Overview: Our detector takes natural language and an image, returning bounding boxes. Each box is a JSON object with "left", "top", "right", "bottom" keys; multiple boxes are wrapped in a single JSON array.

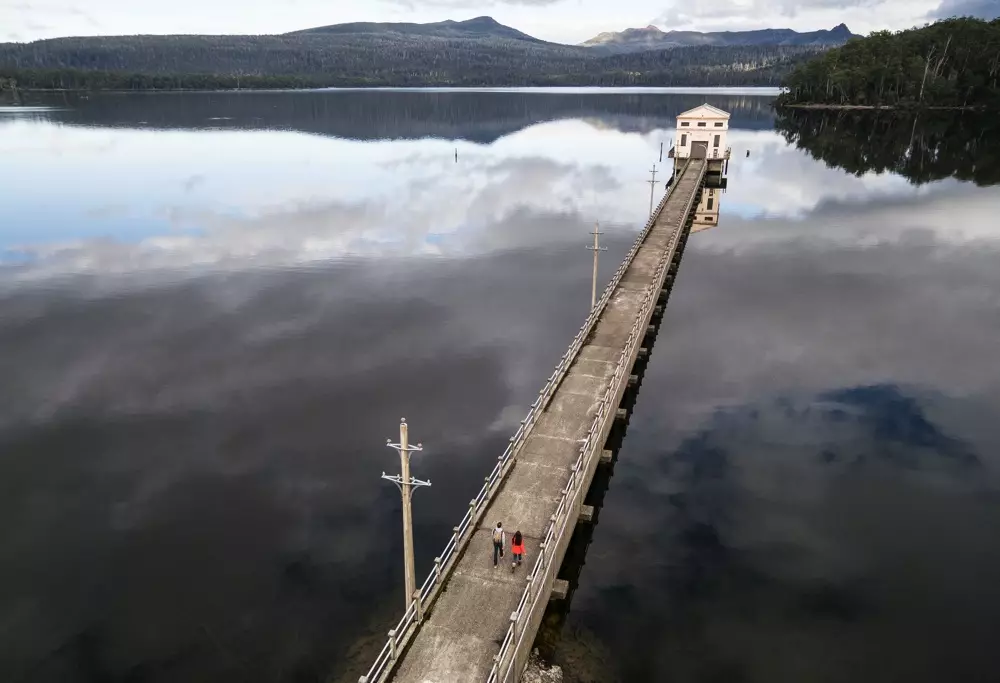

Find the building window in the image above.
[
  {"left": 714, "top": 122, "right": 724, "bottom": 127},
  {"left": 697, "top": 122, "right": 707, "bottom": 127},
  {"left": 707, "top": 197, "right": 714, "bottom": 210},
  {"left": 680, "top": 134, "right": 687, "bottom": 146},
  {"left": 713, "top": 135, "right": 720, "bottom": 147},
  {"left": 707, "top": 217, "right": 714, "bottom": 222},
  {"left": 680, "top": 121, "right": 689, "bottom": 127}
]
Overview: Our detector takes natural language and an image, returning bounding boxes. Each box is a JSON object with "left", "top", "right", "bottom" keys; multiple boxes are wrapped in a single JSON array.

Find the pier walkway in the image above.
[{"left": 361, "top": 158, "right": 709, "bottom": 683}]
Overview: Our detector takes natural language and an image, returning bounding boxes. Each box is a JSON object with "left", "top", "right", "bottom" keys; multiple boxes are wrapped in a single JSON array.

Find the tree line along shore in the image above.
[
  {"left": 1, "top": 18, "right": 998, "bottom": 110},
  {"left": 0, "top": 40, "right": 818, "bottom": 92},
  {"left": 776, "top": 18, "right": 1000, "bottom": 109}
]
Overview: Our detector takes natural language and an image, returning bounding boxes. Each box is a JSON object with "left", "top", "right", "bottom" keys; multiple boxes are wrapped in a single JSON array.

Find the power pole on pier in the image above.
[
  {"left": 659, "top": 142, "right": 663, "bottom": 163},
  {"left": 586, "top": 221, "right": 607, "bottom": 309},
  {"left": 647, "top": 165, "right": 659, "bottom": 217},
  {"left": 382, "top": 419, "right": 431, "bottom": 612}
]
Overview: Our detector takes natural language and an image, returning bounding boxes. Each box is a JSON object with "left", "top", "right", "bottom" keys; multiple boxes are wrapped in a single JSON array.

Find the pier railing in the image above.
[
  {"left": 359, "top": 159, "right": 699, "bottom": 683},
  {"left": 486, "top": 159, "right": 708, "bottom": 683}
]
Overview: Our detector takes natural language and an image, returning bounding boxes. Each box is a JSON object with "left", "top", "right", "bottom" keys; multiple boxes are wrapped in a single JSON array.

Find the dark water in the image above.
[{"left": 1, "top": 89, "right": 998, "bottom": 683}]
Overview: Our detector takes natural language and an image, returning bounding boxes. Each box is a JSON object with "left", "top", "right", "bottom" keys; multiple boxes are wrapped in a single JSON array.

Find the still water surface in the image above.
[{"left": 1, "top": 89, "right": 999, "bottom": 683}]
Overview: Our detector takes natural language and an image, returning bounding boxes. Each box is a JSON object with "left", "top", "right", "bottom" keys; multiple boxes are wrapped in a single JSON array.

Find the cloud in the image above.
[
  {"left": 181, "top": 173, "right": 206, "bottom": 192},
  {"left": 928, "top": 0, "right": 1000, "bottom": 18},
  {"left": 380, "top": 0, "right": 563, "bottom": 7},
  {"left": 657, "top": 0, "right": 888, "bottom": 29}
]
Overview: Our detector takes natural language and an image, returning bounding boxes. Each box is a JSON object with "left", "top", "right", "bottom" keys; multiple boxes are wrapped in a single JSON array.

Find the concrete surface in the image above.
[{"left": 389, "top": 161, "right": 705, "bottom": 683}]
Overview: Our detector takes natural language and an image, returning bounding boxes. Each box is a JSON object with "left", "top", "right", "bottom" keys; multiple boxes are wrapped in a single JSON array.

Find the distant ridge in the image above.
[
  {"left": 0, "top": 14, "right": 838, "bottom": 90},
  {"left": 288, "top": 15, "right": 546, "bottom": 44},
  {"left": 582, "top": 23, "right": 857, "bottom": 53}
]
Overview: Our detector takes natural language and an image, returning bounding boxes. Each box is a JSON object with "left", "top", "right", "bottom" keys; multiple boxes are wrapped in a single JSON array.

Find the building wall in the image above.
[{"left": 675, "top": 115, "right": 729, "bottom": 159}]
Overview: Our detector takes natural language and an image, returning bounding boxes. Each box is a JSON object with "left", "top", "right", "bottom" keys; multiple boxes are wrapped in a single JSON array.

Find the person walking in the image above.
[
  {"left": 510, "top": 530, "right": 525, "bottom": 572},
  {"left": 492, "top": 522, "right": 505, "bottom": 568}
]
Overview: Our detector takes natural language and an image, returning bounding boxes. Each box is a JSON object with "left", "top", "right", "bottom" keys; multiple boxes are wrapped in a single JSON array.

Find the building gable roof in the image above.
[{"left": 677, "top": 103, "right": 730, "bottom": 119}]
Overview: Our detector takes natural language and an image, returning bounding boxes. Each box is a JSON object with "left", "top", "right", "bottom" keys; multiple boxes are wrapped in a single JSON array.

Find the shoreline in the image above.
[
  {"left": 4, "top": 85, "right": 784, "bottom": 95},
  {"left": 778, "top": 102, "right": 982, "bottom": 111}
]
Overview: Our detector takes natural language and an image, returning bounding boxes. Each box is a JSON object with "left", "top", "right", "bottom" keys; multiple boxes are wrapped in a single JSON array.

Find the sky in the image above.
[{"left": 2, "top": 0, "right": 997, "bottom": 45}]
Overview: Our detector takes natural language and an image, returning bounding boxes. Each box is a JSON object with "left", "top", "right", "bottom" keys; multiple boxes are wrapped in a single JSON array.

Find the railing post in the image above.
[
  {"left": 469, "top": 499, "right": 477, "bottom": 518},
  {"left": 434, "top": 555, "right": 442, "bottom": 579},
  {"left": 414, "top": 589, "right": 423, "bottom": 624},
  {"left": 510, "top": 611, "right": 519, "bottom": 658},
  {"left": 388, "top": 629, "right": 397, "bottom": 660}
]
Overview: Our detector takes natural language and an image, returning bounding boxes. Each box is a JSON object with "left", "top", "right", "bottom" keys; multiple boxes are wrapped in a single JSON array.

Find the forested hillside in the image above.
[
  {"left": 290, "top": 16, "right": 546, "bottom": 43},
  {"left": 777, "top": 18, "right": 1000, "bottom": 108},
  {"left": 582, "top": 23, "right": 856, "bottom": 53},
  {"left": 0, "top": 16, "right": 826, "bottom": 90}
]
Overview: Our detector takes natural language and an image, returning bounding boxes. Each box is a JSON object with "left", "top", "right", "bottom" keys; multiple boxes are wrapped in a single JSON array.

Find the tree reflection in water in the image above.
[{"left": 775, "top": 108, "right": 1000, "bottom": 187}]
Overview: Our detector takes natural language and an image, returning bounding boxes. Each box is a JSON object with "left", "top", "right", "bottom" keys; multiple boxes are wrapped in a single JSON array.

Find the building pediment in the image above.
[{"left": 677, "top": 103, "right": 730, "bottom": 119}]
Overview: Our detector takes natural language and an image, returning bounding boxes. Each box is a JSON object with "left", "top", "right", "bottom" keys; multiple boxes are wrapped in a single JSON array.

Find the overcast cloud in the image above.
[
  {"left": 0, "top": 0, "right": 982, "bottom": 45},
  {"left": 929, "top": 0, "right": 1000, "bottom": 19}
]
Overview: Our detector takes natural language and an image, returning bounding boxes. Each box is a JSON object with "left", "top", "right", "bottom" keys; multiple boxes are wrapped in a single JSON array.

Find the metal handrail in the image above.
[
  {"left": 486, "top": 160, "right": 708, "bottom": 683},
  {"left": 359, "top": 159, "right": 701, "bottom": 683}
]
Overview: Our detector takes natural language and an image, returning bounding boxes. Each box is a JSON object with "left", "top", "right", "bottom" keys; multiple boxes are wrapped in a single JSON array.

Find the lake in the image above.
[{"left": 1, "top": 88, "right": 998, "bottom": 683}]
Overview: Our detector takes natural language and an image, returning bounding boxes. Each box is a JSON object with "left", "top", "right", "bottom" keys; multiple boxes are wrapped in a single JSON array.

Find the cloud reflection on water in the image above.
[
  {"left": 0, "top": 91, "right": 999, "bottom": 683},
  {"left": 559, "top": 165, "right": 1000, "bottom": 681},
  {"left": 2, "top": 120, "right": 994, "bottom": 283}
]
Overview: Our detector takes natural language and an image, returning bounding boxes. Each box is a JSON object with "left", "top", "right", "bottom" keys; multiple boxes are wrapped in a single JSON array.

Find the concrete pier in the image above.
[{"left": 362, "top": 159, "right": 709, "bottom": 683}]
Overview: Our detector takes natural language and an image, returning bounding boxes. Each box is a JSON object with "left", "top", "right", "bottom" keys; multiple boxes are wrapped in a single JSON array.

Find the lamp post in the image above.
[{"left": 382, "top": 419, "right": 431, "bottom": 611}]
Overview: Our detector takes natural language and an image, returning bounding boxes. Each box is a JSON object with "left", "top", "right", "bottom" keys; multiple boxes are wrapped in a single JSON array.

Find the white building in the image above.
[{"left": 671, "top": 104, "right": 730, "bottom": 161}]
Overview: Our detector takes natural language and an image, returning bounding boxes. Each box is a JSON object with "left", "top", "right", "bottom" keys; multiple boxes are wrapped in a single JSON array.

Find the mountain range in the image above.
[
  {"left": 0, "top": 16, "right": 857, "bottom": 91},
  {"left": 581, "top": 23, "right": 857, "bottom": 53},
  {"left": 284, "top": 16, "right": 856, "bottom": 51},
  {"left": 289, "top": 16, "right": 549, "bottom": 44}
]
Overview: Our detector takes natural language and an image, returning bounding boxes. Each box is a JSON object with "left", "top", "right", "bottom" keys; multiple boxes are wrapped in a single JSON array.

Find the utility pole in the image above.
[
  {"left": 382, "top": 419, "right": 431, "bottom": 612},
  {"left": 659, "top": 142, "right": 663, "bottom": 163},
  {"left": 647, "top": 165, "right": 659, "bottom": 217},
  {"left": 586, "top": 221, "right": 607, "bottom": 309}
]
